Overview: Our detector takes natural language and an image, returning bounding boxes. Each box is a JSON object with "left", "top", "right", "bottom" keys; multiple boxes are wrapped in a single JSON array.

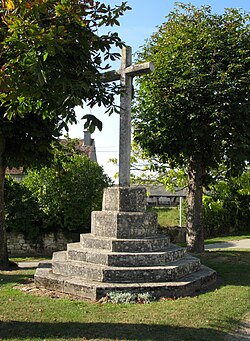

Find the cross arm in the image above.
[
  {"left": 101, "top": 61, "right": 154, "bottom": 83},
  {"left": 101, "top": 69, "right": 121, "bottom": 83},
  {"left": 125, "top": 61, "right": 154, "bottom": 77}
]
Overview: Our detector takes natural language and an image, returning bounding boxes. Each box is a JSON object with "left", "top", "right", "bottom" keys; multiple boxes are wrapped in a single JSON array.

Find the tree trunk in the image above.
[
  {"left": 0, "top": 134, "right": 9, "bottom": 269},
  {"left": 186, "top": 156, "right": 205, "bottom": 253}
]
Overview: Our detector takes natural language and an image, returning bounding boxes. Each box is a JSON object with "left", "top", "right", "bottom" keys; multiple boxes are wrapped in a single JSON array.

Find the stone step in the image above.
[
  {"left": 67, "top": 242, "right": 83, "bottom": 251},
  {"left": 53, "top": 251, "right": 67, "bottom": 261},
  {"left": 80, "top": 234, "right": 170, "bottom": 253},
  {"left": 52, "top": 255, "right": 200, "bottom": 283},
  {"left": 34, "top": 186, "right": 217, "bottom": 302},
  {"left": 35, "top": 262, "right": 217, "bottom": 301},
  {"left": 67, "top": 244, "right": 185, "bottom": 267}
]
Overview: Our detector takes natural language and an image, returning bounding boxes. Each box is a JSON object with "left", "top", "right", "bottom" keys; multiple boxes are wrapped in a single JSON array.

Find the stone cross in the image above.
[{"left": 102, "top": 45, "right": 154, "bottom": 187}]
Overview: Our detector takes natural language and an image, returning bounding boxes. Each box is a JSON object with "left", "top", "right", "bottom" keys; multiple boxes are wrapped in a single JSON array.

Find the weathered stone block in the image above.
[
  {"left": 111, "top": 236, "right": 170, "bottom": 253},
  {"left": 102, "top": 186, "right": 147, "bottom": 212},
  {"left": 80, "top": 234, "right": 170, "bottom": 253},
  {"left": 64, "top": 278, "right": 97, "bottom": 300},
  {"left": 91, "top": 211, "right": 158, "bottom": 238},
  {"left": 52, "top": 251, "right": 67, "bottom": 261},
  {"left": 80, "top": 234, "right": 113, "bottom": 250},
  {"left": 67, "top": 246, "right": 185, "bottom": 267},
  {"left": 52, "top": 261, "right": 104, "bottom": 281},
  {"left": 34, "top": 261, "right": 217, "bottom": 301},
  {"left": 68, "top": 249, "right": 87, "bottom": 262},
  {"left": 51, "top": 255, "right": 200, "bottom": 283},
  {"left": 102, "top": 256, "right": 200, "bottom": 283}
]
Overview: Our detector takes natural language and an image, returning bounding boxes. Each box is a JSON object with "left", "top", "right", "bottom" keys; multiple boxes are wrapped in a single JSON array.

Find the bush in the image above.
[
  {"left": 5, "top": 177, "right": 45, "bottom": 241},
  {"left": 5, "top": 140, "right": 112, "bottom": 239},
  {"left": 23, "top": 154, "right": 111, "bottom": 233},
  {"left": 203, "top": 171, "right": 250, "bottom": 237}
]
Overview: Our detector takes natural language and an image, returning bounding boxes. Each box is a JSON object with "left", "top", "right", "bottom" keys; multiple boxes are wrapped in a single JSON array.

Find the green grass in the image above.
[
  {"left": 0, "top": 250, "right": 249, "bottom": 341},
  {"left": 10, "top": 256, "right": 50, "bottom": 262},
  {"left": 176, "top": 235, "right": 250, "bottom": 247},
  {"left": 150, "top": 206, "right": 186, "bottom": 227},
  {"left": 205, "top": 234, "right": 250, "bottom": 244}
]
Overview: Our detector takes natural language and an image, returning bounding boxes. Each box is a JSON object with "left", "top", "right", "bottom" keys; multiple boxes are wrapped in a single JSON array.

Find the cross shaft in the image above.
[{"left": 102, "top": 46, "right": 154, "bottom": 186}]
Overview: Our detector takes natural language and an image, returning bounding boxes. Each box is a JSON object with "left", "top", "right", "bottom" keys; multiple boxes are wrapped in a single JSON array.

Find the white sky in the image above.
[{"left": 67, "top": 0, "right": 250, "bottom": 180}]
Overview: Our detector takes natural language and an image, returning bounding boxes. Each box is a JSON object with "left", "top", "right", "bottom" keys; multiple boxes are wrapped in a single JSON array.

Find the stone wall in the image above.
[
  {"left": 7, "top": 231, "right": 79, "bottom": 257},
  {"left": 158, "top": 226, "right": 187, "bottom": 244},
  {"left": 7, "top": 227, "right": 187, "bottom": 257}
]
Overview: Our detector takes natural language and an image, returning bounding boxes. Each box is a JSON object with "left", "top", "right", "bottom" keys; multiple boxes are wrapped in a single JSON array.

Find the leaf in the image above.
[
  {"left": 43, "top": 52, "right": 49, "bottom": 62},
  {"left": 82, "top": 114, "right": 103, "bottom": 132},
  {"left": 3, "top": 0, "right": 15, "bottom": 10}
]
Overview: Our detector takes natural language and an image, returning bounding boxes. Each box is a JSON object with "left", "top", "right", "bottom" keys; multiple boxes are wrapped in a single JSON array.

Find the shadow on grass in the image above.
[
  {"left": 200, "top": 250, "right": 250, "bottom": 287},
  {"left": 0, "top": 272, "right": 34, "bottom": 285},
  {"left": 0, "top": 321, "right": 237, "bottom": 341}
]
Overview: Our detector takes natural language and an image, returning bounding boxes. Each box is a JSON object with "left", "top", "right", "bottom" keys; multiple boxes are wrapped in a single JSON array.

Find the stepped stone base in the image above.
[
  {"left": 35, "top": 262, "right": 216, "bottom": 301},
  {"left": 34, "top": 186, "right": 217, "bottom": 301}
]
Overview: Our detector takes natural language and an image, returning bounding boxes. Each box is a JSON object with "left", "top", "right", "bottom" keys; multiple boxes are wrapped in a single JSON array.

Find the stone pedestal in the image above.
[{"left": 35, "top": 187, "right": 216, "bottom": 300}]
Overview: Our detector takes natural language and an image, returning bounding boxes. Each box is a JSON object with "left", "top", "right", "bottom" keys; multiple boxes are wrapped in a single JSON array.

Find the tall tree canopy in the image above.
[
  {"left": 133, "top": 3, "right": 250, "bottom": 252},
  {"left": 0, "top": 0, "right": 130, "bottom": 268}
]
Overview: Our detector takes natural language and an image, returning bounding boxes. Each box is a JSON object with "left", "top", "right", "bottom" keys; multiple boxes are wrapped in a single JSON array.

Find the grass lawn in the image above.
[
  {"left": 204, "top": 234, "right": 250, "bottom": 244},
  {"left": 150, "top": 206, "right": 186, "bottom": 227},
  {"left": 0, "top": 249, "right": 249, "bottom": 341}
]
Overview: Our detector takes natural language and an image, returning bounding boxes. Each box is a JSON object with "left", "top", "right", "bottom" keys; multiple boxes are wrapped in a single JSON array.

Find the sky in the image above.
[{"left": 68, "top": 0, "right": 250, "bottom": 180}]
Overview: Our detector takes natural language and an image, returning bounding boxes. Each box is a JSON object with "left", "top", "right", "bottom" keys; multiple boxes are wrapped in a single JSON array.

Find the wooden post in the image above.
[{"left": 179, "top": 196, "right": 183, "bottom": 227}]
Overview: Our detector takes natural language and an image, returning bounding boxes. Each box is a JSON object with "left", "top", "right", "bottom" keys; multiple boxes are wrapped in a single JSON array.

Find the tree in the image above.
[
  {"left": 133, "top": 3, "right": 250, "bottom": 252},
  {"left": 0, "top": 0, "right": 130, "bottom": 269}
]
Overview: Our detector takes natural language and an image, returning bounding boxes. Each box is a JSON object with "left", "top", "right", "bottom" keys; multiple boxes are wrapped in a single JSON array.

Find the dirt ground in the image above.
[{"left": 15, "top": 281, "right": 88, "bottom": 301}]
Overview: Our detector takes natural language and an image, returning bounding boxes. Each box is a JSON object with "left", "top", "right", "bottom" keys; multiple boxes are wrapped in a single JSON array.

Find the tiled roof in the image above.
[
  {"left": 7, "top": 137, "right": 97, "bottom": 178},
  {"left": 145, "top": 184, "right": 187, "bottom": 197},
  {"left": 6, "top": 167, "right": 23, "bottom": 175}
]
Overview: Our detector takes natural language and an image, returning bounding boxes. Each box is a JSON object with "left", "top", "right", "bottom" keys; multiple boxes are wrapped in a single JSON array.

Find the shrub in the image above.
[
  {"left": 105, "top": 291, "right": 154, "bottom": 304},
  {"left": 203, "top": 171, "right": 250, "bottom": 237},
  {"left": 5, "top": 177, "right": 45, "bottom": 241},
  {"left": 23, "top": 154, "right": 111, "bottom": 233},
  {"left": 5, "top": 140, "right": 112, "bottom": 238}
]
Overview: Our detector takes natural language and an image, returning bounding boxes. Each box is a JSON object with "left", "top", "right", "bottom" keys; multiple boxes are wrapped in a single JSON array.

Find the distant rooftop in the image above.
[{"left": 7, "top": 132, "right": 97, "bottom": 180}]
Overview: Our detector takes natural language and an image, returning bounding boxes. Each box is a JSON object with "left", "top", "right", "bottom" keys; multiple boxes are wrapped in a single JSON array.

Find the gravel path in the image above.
[{"left": 225, "top": 316, "right": 250, "bottom": 341}]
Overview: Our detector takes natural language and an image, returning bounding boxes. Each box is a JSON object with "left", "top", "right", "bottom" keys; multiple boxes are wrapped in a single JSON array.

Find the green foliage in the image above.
[
  {"left": 130, "top": 143, "right": 188, "bottom": 191},
  {"left": 4, "top": 176, "right": 44, "bottom": 240},
  {"left": 23, "top": 141, "right": 111, "bottom": 233},
  {"left": 0, "top": 0, "right": 130, "bottom": 169},
  {"left": 133, "top": 3, "right": 250, "bottom": 181},
  {"left": 0, "top": 0, "right": 130, "bottom": 121},
  {"left": 132, "top": 3, "right": 250, "bottom": 252},
  {"left": 5, "top": 140, "right": 112, "bottom": 238},
  {"left": 105, "top": 291, "right": 154, "bottom": 304},
  {"left": 203, "top": 171, "right": 250, "bottom": 237},
  {"left": 0, "top": 0, "right": 130, "bottom": 266}
]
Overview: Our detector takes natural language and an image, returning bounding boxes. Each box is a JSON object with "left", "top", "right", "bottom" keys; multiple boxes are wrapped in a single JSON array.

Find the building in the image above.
[{"left": 145, "top": 184, "right": 187, "bottom": 207}]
